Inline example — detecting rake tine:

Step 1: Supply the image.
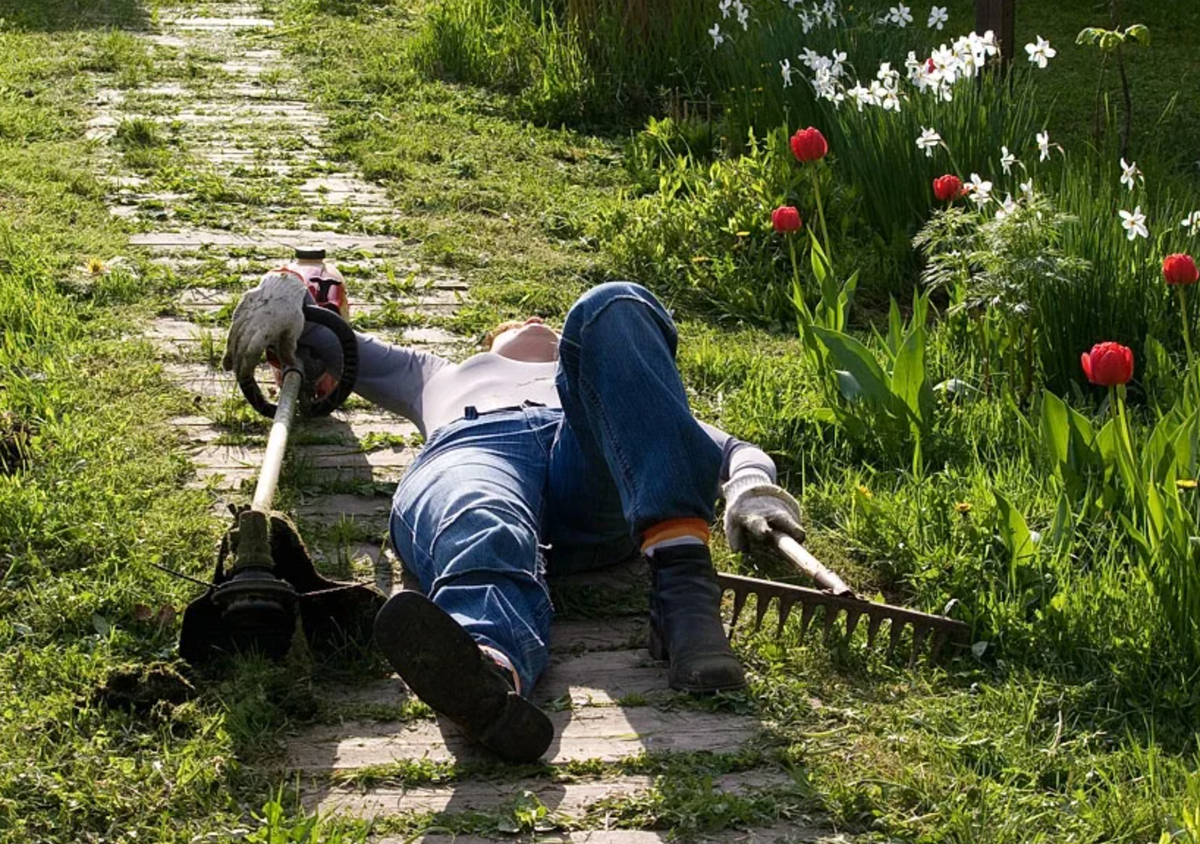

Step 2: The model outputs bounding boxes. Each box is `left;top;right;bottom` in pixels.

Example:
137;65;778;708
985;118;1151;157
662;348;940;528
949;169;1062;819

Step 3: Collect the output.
798;599;817;639
866;613;884;649
910;624;929;666
822;604;839;638
844;608;862;642
728;585;749;632
887;619;906;659
930;628;950;662
775;596;796;638
753;592;772;632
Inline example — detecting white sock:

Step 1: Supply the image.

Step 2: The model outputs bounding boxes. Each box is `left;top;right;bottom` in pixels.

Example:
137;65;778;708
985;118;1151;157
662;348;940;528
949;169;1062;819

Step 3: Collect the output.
643;535;705;557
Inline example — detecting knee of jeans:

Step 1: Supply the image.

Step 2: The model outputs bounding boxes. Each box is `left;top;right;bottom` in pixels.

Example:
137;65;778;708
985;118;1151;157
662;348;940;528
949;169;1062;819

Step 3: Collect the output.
431;504;543;582
563;281;672;347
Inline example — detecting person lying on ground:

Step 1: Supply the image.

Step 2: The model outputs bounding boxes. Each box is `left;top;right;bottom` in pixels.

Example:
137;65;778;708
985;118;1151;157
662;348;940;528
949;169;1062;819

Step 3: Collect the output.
222;274;805;763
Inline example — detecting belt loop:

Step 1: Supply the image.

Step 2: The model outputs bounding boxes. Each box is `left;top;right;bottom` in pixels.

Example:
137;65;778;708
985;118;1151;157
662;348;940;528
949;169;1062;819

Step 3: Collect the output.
463;406;478;420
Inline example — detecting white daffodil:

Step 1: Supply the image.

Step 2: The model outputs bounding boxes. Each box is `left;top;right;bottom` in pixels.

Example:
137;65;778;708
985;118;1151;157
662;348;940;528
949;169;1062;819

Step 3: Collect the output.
967;173;993;206
1119;206;1148;240
780;58;794;87
1020;179;1033;196
735;1;750;30
709;22;725;47
916;127;941;157
1024;35;1056;68
1036;131;1051;162
719;0;733;18
1000;146;1017;175
1119;158;1142;191
995;193;1017;220
1181;211;1200;235
847;83;873;111
927;5;947;30
890;4;913;26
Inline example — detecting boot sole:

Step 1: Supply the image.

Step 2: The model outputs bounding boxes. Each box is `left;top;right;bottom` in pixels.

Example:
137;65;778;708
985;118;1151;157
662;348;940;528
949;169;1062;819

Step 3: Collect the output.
374;591;554;763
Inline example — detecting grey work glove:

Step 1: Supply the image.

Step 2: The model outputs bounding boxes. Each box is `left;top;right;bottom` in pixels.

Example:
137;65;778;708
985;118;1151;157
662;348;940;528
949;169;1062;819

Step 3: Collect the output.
723;473;805;553
221;271;309;381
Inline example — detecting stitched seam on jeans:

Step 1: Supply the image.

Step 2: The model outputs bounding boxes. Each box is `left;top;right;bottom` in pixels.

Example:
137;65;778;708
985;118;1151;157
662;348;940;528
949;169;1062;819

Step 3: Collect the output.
579;374;639;520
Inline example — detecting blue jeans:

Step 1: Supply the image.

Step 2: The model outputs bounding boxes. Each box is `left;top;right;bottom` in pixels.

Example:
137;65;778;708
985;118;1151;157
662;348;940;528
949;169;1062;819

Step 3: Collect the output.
389;282;723;694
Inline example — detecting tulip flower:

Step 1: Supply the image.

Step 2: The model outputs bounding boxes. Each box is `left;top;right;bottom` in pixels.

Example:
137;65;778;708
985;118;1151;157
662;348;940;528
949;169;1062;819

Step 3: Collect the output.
1163;253;1199;286
1163;253;1200;369
790;127;828;162
1081;341;1134;387
932;174;963;202
771;205;802;233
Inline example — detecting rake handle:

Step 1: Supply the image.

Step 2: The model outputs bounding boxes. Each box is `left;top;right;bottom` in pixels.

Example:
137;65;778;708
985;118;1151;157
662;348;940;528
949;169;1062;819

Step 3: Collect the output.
772;533;855;598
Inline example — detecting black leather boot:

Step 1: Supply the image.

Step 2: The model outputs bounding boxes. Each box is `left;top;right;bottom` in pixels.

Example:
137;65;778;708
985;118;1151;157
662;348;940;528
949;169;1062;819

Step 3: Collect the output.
374;591;554;763
647;544;746;693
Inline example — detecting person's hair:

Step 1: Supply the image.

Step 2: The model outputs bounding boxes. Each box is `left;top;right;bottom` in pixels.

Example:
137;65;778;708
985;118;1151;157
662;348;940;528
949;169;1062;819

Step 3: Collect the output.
481;320;527;351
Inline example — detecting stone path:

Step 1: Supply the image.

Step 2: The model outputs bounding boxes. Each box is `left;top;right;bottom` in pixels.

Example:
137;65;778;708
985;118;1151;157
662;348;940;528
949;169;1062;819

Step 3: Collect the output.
89;2;842;840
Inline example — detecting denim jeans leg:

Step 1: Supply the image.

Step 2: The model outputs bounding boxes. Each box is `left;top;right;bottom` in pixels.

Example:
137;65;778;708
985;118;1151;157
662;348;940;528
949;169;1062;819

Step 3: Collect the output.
389;409;558;695
551;281;723;544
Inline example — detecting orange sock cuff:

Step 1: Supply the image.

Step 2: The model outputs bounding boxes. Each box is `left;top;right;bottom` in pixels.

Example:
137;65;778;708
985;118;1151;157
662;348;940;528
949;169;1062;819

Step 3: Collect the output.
640;518;710;553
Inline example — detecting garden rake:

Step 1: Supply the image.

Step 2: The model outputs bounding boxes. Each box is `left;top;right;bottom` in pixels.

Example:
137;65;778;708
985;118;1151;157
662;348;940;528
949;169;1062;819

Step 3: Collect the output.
718;527;970;661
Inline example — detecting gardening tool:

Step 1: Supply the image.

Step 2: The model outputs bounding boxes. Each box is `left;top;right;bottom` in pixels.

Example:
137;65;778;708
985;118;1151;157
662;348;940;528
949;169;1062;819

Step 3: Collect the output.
718;526;970;661
179;250;385;666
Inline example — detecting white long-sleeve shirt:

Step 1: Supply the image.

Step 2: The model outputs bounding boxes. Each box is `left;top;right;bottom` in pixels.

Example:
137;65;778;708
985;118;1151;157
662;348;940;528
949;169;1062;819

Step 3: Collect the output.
351;332;777;484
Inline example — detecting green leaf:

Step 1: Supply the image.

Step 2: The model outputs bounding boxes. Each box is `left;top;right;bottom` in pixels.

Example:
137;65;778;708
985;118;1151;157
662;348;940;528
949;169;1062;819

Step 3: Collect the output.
813;326;895;411
1076;26;1104;46
1100;30;1122;51
994;493;1036;588
1040;391;1070;472
1125;23;1150;45
892;325;930;428
808;229;828;285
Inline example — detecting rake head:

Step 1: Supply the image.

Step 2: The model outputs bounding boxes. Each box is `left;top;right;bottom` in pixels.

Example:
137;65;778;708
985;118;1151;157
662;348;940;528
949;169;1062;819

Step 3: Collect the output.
717;572;970;663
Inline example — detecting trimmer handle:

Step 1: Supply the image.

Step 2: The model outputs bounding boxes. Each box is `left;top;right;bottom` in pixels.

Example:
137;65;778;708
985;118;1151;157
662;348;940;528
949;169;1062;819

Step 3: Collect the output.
237;304;359;419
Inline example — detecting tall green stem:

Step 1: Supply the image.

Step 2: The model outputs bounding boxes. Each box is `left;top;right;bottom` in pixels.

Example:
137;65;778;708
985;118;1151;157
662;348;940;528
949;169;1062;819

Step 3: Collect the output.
788;235;801;296
811;166;832;271
1179;285;1195;368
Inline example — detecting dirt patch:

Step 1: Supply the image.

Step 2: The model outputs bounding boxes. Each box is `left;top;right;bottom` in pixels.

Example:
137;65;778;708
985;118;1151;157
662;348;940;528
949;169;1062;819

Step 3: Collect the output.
0;412;32;474
93;662;195;713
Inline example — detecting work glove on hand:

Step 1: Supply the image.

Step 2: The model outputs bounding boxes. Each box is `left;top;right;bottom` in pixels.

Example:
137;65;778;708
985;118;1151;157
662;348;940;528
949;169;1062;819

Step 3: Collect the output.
221;271;309;381
723;473;804;553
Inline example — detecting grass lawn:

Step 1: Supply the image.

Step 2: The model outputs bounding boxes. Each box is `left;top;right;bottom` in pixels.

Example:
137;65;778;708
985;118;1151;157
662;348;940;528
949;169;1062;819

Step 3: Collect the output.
2;0;1199;841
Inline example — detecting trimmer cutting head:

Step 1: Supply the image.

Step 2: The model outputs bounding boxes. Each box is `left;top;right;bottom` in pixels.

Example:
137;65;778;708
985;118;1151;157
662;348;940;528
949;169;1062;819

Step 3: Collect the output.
211;567;298;661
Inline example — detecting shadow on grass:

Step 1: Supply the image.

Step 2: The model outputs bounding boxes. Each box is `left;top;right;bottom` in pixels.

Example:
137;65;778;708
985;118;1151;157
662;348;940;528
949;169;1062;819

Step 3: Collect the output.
0;0;148;31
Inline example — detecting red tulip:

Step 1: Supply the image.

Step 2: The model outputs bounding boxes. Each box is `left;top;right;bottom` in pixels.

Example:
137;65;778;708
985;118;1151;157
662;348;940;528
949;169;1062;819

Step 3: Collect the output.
932;174;963;202
1081;341;1134;386
771;205;802;233
1163;253;1199;286
790;127;828;162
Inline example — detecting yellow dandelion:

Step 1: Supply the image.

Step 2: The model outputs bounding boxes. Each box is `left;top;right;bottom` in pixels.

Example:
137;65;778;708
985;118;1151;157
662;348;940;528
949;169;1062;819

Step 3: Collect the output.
86;257;106;276
691;255;711;264
1177;479;1198;490
735;231;750;237
857;484;873;499
954;502;973;514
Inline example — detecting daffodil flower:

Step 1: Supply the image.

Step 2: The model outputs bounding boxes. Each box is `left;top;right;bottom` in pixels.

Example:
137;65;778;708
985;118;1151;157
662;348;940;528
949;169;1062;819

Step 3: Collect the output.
1024;35;1056;68
1181;211;1200;235
927;5;948;30
1000;146;1016;174
1119;206;1148;240
1036;131;1051;162
916;127;941;157
709;22;724;48
966;173;993;206
1119;158;1142;191
780;58;793;87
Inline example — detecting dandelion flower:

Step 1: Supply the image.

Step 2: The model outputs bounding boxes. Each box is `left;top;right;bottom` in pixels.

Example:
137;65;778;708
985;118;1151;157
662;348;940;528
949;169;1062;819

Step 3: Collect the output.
857;484;873;499
1177;479;1198;490
1024;35;1056;68
1119;206;1149;240
954;501;973;514
708;22;725;47
927;5;947;30
916;127;941;157
1036;130;1051;162
1119;157;1142;191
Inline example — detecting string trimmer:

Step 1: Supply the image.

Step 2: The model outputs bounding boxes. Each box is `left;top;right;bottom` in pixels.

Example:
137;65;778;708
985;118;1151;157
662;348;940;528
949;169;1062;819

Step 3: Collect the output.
179;251;385;665
719;524;970;661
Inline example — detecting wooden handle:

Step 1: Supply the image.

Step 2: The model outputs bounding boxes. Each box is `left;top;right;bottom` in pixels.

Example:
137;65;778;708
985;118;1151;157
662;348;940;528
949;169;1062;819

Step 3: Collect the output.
773;533;856;597
252;368;302;513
